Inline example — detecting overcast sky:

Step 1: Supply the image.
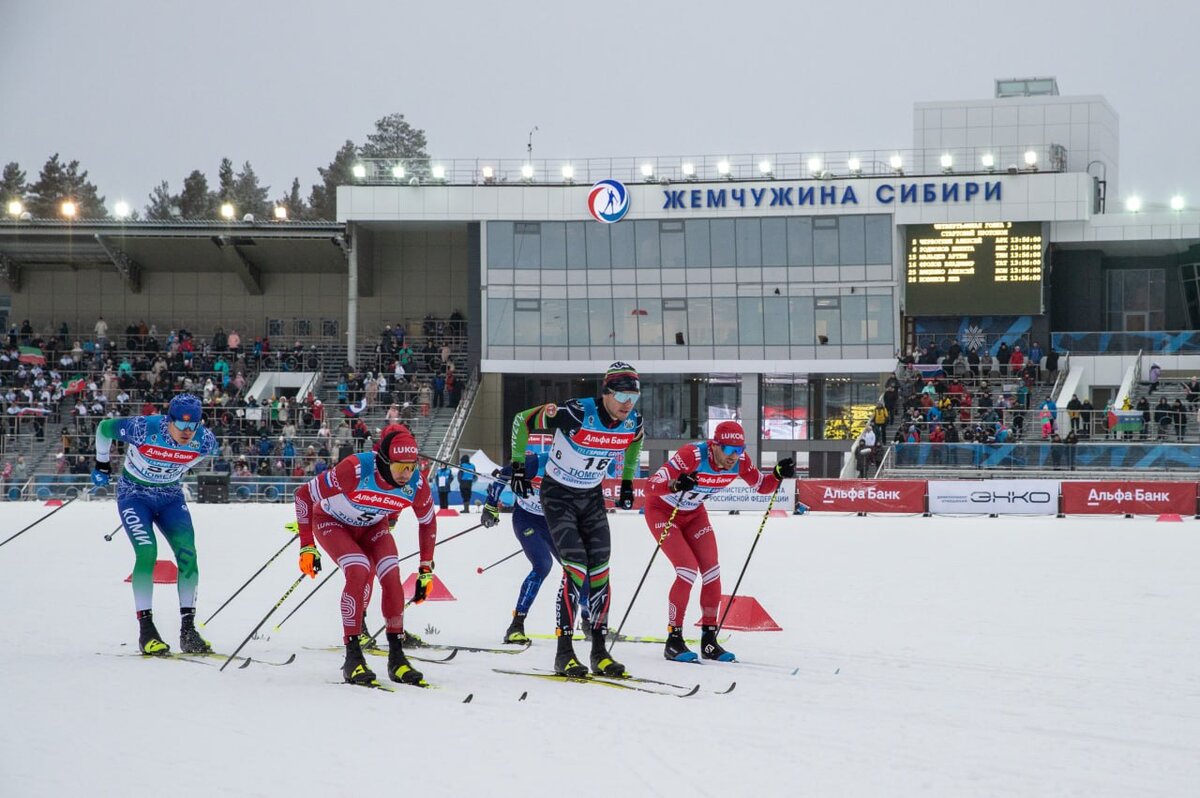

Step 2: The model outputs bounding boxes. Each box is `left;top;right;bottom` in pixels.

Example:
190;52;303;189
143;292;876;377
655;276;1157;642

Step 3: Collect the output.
3;1;1197;213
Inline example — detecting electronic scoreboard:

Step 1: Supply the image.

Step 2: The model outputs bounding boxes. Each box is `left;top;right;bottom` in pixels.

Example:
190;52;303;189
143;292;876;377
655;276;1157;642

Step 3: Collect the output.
904;221;1044;315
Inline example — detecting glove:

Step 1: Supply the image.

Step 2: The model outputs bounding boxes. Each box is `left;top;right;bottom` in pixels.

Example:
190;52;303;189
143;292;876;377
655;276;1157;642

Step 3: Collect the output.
670;471;698;493
773;458;796;479
91;459;112;488
481;503;501;528
299;545;322;578
510;461;531;498
616;479;635;510
284;521;299;534
412;563;434;604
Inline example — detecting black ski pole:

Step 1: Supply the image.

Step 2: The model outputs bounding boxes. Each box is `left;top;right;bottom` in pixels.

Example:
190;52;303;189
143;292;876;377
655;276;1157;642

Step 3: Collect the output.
103;523;123;542
272;567;340;632
611;492;685;646
715;489;779;635
220;575;307;672
476;549;523;574
202;533;298;627
1;489;89;550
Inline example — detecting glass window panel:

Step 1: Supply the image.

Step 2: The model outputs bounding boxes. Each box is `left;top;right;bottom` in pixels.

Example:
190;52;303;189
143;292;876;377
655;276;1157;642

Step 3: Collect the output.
636;298;663;345
814;296;841;344
610;222;636;267
688;297;714;345
864;215;892;264
786;217;813;265
685;220;710;267
762;218;787;266
539;222;565;268
735;218;762;266
567;299;590;346
565;222;587;269
1107;271;1122;311
487;222;513;268
866;293;894;344
514;223;540;268
813;218;839;266
514;300;542;345
789;296;814;344
710;219;736;267
661;221;686;268
588;298;613;345
542;298;567;346
840;294;867;344
613;298;640;346
763;296;789;344
487;297;513;345
737;296;764;345
635;220;660;268
837;215;865;265
663;301;688;346
712;298;739;344
586;223;611;269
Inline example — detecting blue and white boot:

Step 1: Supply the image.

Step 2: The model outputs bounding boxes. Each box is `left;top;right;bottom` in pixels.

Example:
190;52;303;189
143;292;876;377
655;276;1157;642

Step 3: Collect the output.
664;626;699;663
701;624;735;662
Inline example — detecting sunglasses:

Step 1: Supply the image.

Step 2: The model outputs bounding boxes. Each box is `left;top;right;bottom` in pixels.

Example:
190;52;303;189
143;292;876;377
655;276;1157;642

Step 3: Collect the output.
173;420;200;431
611;391;640;405
719;444;745;457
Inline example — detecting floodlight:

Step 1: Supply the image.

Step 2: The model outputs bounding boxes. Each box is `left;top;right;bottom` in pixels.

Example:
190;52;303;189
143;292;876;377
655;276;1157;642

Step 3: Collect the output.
1171;195;1185;211
114;201;130;218
274;206;288;220
716;160;731;177
889;154;903;173
681;162;696;178
431;164;446;181
8;200;23;216
352;163;367;179
392;164;406;179
1023;150;1038;167
940;153;953;171
981;153;995;169
561;164;575;181
61;201;76;218
807;157;822;176
758;160;773;176
847;157;862;175
521;164;534;181
480;165;494;182
220;202;235;219
1124;196;1142;212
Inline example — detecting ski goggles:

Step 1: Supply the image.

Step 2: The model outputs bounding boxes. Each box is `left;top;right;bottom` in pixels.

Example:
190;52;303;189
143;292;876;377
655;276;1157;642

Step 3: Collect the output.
718;444;745;457
172;420;201;431
610;391;640;405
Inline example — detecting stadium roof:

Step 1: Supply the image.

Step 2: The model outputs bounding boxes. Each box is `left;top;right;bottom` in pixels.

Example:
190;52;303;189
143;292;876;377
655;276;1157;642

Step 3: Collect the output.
0;218;347;294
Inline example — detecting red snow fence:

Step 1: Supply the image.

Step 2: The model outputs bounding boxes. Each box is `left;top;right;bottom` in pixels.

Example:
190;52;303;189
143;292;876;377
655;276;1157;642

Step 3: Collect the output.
698;594;781;631
402;572;456;601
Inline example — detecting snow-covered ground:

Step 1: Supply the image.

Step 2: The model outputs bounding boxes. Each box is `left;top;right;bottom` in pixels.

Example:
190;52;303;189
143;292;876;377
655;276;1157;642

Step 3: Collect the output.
2;501;1199;797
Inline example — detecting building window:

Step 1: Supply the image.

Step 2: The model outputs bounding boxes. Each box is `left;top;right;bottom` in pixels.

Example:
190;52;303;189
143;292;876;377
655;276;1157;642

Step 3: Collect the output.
1107;268;1165;331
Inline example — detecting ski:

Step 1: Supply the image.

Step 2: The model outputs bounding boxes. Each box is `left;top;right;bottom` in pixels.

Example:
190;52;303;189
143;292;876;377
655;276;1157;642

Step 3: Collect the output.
418;640;532;656
331;679;471;700
493;668;699;698
521;666;735;694
525;632;728;646
187;651;297;667
306;645;458;664
98;651;217;667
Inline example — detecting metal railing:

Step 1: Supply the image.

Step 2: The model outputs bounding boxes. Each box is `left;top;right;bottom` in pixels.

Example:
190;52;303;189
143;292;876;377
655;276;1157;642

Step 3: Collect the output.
435;366;480;465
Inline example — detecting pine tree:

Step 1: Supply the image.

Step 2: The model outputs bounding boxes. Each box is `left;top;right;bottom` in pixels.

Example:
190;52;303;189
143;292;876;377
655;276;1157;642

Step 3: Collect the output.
360;113;429;161
308;140;357;221
144;181;177;220
217;158;235;201
276;177;306;220
28;154;107;218
1;162;27;208
179;170;214;219
232;161;270;219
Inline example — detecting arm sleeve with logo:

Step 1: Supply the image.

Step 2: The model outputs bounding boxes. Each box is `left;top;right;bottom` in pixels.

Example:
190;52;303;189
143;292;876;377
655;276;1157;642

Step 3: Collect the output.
646;444;702;498
412;474;437;564
94;417;129;463
738;454;781;495
293;457;362;548
621;419;644;482
510;403;568;463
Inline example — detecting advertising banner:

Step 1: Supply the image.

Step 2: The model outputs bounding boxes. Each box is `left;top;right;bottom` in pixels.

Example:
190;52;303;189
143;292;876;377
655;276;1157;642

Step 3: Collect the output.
1060;481;1197;515
796;480;926;513
600;478;797;512
928;479;1059;515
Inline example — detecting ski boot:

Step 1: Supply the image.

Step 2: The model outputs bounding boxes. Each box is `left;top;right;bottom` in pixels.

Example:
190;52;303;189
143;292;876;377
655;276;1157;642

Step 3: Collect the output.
341;636;377;685
701;624;735;662
137;610;171;656
664;625;698;663
179;608;213;654
503;611;529;644
553;632;588;677
385;633;426;686
357;629;379;651
402;630;427;648
590;628;626;677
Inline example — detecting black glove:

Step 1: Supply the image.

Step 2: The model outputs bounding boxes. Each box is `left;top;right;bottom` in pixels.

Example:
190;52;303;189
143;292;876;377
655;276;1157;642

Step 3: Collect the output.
91;459;112;487
481;503;501;528
412;563;434;604
773;458;796;479
510;461;531;498
670;471;698;493
616;479;635;510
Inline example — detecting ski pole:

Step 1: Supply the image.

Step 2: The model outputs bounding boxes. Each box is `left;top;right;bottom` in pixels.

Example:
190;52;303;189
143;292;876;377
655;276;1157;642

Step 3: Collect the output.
611;491;685;645
278;521;485;634
103;523;123;542
220;575;307;672
476;549;523;574
365;522;485;641
715;488;779;636
0;489;90;550
202;533;298;627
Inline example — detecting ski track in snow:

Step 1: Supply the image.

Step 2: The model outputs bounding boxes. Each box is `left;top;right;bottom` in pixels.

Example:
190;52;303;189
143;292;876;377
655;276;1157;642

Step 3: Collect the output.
2;502;1200;796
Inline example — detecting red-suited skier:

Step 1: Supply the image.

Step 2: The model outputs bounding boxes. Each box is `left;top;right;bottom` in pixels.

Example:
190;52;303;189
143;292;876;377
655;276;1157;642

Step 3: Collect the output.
293;424;436;686
643;420;794;663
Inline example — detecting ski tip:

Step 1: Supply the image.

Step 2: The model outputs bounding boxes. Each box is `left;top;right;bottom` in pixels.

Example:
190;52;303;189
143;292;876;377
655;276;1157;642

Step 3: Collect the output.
238;657;252;669
518;691;528;701
272;625;282;632
462;693;474;704
683;684;700;697
834;667;839;675
791;667;800;676
284;653;297;664
717;681;737;695
444;649;459;662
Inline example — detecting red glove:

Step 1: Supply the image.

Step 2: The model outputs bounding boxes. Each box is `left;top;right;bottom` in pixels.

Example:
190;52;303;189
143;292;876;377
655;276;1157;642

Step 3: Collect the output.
299;546;322;578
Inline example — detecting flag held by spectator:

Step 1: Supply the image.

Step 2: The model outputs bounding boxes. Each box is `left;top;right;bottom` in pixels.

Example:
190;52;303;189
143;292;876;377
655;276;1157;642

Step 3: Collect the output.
65;376;87;395
18;346;45;365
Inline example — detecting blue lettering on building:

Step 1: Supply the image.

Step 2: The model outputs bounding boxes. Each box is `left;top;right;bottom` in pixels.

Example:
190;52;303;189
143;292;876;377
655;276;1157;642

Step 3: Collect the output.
662;180;1004;212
